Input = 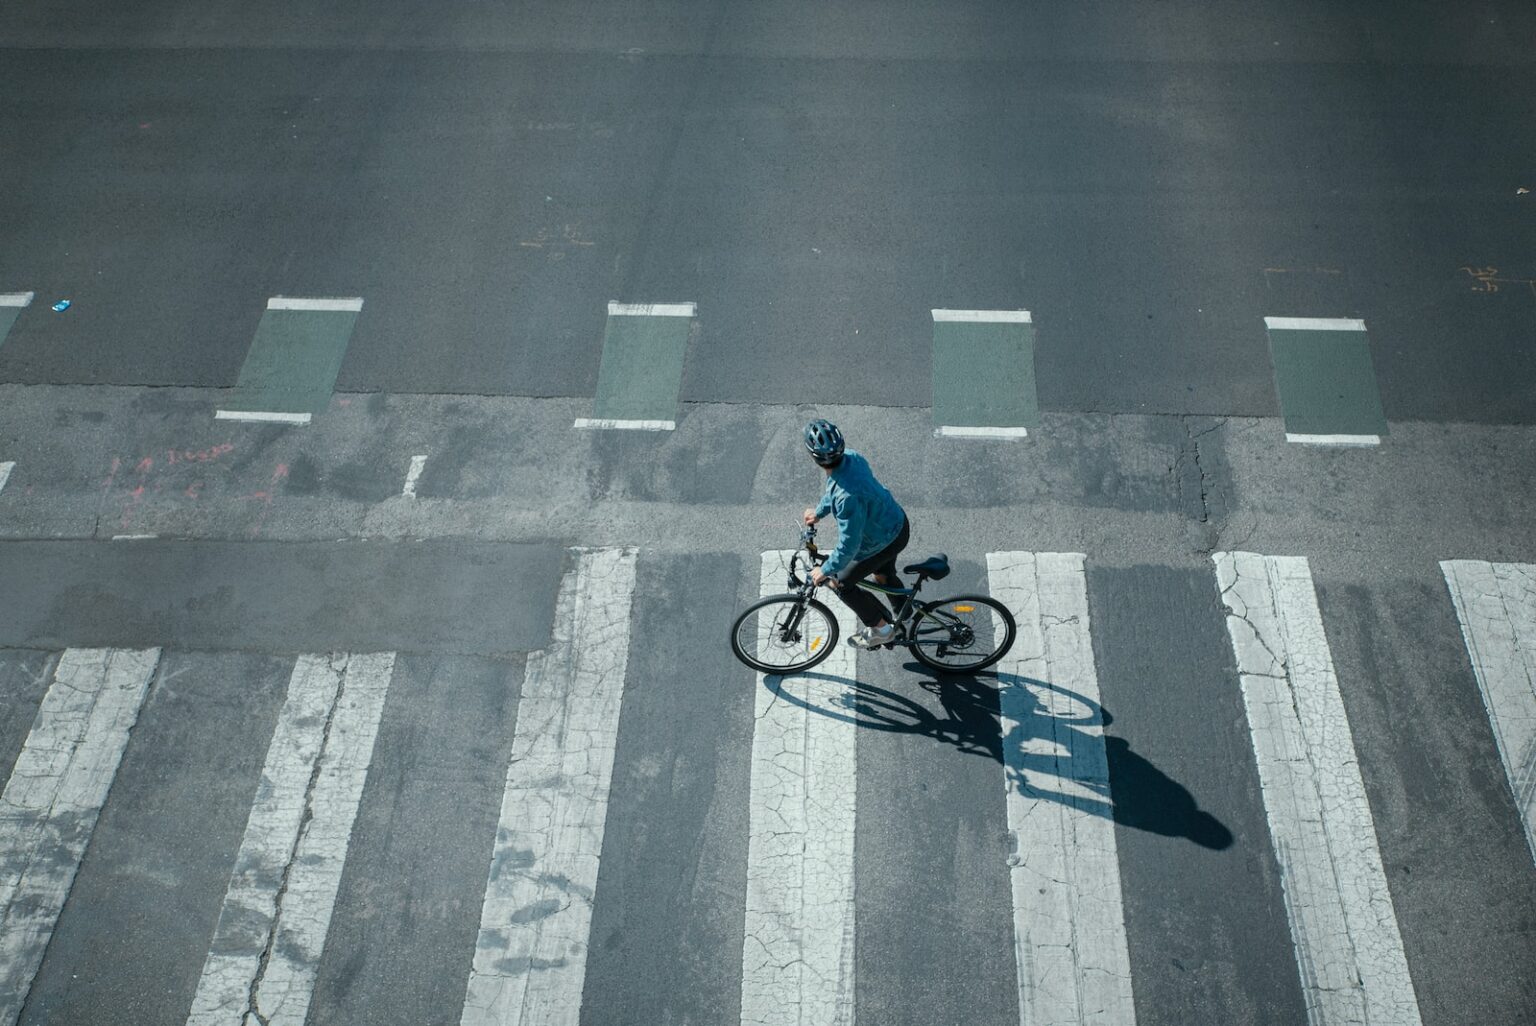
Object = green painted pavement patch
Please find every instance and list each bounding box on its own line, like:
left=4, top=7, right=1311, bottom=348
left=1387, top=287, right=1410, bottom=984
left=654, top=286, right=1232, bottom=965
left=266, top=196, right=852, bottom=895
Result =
left=587, top=302, right=694, bottom=425
left=1264, top=317, right=1387, bottom=440
left=220, top=298, right=362, bottom=418
left=931, top=311, right=1038, bottom=432
left=0, top=293, right=34, bottom=353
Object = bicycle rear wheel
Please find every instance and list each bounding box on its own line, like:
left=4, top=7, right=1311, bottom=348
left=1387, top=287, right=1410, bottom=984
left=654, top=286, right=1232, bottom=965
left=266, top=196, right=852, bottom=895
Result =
left=909, top=594, right=1016, bottom=673
left=730, top=594, right=841, bottom=675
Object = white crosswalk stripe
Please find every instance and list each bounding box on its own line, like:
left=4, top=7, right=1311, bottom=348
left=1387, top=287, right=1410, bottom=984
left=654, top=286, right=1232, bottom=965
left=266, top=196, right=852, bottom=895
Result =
left=186, top=651, right=396, bottom=1026
left=986, top=552, right=1137, bottom=1026
left=739, top=552, right=860, bottom=1026
left=1214, top=552, right=1423, bottom=1026
left=1442, top=560, right=1536, bottom=864
left=460, top=547, right=638, bottom=1026
left=0, top=648, right=160, bottom=1026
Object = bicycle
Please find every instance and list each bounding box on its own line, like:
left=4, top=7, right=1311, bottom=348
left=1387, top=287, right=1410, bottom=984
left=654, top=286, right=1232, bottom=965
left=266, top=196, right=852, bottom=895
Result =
left=730, top=526, right=1017, bottom=675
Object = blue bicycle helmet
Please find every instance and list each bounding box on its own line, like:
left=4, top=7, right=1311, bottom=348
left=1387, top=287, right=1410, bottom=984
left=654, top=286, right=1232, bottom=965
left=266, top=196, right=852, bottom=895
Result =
left=804, top=419, right=845, bottom=466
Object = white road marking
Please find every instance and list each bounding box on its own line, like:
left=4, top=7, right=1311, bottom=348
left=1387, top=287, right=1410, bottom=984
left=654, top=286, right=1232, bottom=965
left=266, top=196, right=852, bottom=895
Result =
left=1213, top=552, right=1423, bottom=1026
left=1441, top=560, right=1536, bottom=863
left=214, top=410, right=314, bottom=424
left=739, top=552, right=858, bottom=1026
left=267, top=296, right=365, bottom=312
left=186, top=652, right=395, bottom=1026
left=606, top=301, right=695, bottom=317
left=0, top=648, right=161, bottom=1026
left=0, top=462, right=12, bottom=494
left=460, top=548, right=638, bottom=1026
left=572, top=418, right=677, bottom=431
left=402, top=454, right=428, bottom=497
left=931, top=308, right=1033, bottom=323
left=111, top=533, right=158, bottom=541
left=985, top=552, right=1136, bottom=1026
left=0, top=293, right=33, bottom=308
left=934, top=425, right=1029, bottom=439
left=1285, top=433, right=1382, bottom=447
left=1263, top=316, right=1367, bottom=332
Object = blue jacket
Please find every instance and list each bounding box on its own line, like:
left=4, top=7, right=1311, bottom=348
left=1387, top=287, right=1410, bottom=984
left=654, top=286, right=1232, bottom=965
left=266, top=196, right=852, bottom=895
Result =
left=813, top=450, right=906, bottom=576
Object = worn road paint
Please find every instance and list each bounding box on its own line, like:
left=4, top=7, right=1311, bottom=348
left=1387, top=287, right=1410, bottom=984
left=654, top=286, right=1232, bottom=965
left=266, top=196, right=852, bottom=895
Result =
left=1214, top=552, right=1423, bottom=1026
left=572, top=418, right=677, bottom=431
left=186, top=652, right=395, bottom=1026
left=1441, top=560, right=1536, bottom=863
left=607, top=301, right=695, bottom=317
left=931, top=308, right=1032, bottom=323
left=739, top=552, right=859, bottom=1026
left=1284, top=433, right=1382, bottom=447
left=0, top=648, right=161, bottom=1026
left=111, top=534, right=159, bottom=541
left=267, top=297, right=364, bottom=312
left=460, top=548, right=638, bottom=1026
left=403, top=454, right=428, bottom=497
left=934, top=426, right=1029, bottom=439
left=0, top=463, right=12, bottom=495
left=931, top=308, right=1039, bottom=434
left=1263, top=316, right=1366, bottom=332
left=985, top=552, right=1137, bottom=1026
left=214, top=410, right=314, bottom=424
left=0, top=293, right=33, bottom=308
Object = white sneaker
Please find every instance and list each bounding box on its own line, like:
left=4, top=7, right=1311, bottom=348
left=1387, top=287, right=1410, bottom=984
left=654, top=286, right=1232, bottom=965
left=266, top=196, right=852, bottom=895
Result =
left=848, top=623, right=896, bottom=650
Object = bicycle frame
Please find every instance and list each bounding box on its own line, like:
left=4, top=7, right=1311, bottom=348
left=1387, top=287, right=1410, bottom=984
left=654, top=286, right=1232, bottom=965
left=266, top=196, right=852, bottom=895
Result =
left=785, top=528, right=960, bottom=647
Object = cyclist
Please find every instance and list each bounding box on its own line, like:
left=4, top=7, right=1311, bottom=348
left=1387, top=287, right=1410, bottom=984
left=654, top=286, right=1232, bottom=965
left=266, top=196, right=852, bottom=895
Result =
left=800, top=419, right=910, bottom=649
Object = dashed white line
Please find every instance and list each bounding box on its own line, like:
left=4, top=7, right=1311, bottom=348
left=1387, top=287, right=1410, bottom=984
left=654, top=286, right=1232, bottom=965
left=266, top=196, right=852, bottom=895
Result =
left=1214, top=552, right=1423, bottom=1026
left=186, top=652, right=395, bottom=1026
left=572, top=418, right=677, bottom=431
left=214, top=410, right=314, bottom=425
left=931, top=308, right=1033, bottom=323
left=934, top=426, right=1029, bottom=439
left=606, top=301, right=696, bottom=317
left=1263, top=316, right=1367, bottom=332
left=986, top=552, right=1136, bottom=1026
left=739, top=552, right=859, bottom=1026
left=267, top=296, right=365, bottom=312
left=460, top=547, right=638, bottom=1026
left=0, top=462, right=13, bottom=494
left=1441, top=560, right=1536, bottom=864
left=0, top=293, right=34, bottom=308
left=112, top=533, right=158, bottom=541
left=402, top=454, right=428, bottom=497
left=0, top=648, right=161, bottom=1026
left=1285, top=433, right=1382, bottom=447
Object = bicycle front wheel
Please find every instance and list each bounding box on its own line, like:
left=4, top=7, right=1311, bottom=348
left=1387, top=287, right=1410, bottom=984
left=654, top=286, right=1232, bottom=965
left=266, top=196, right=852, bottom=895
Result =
left=730, top=594, right=841, bottom=675
left=909, top=594, right=1016, bottom=674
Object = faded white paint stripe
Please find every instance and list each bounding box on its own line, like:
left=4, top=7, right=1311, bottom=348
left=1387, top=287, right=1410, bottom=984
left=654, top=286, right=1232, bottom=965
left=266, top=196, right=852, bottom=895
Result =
left=403, top=454, right=428, bottom=497
left=606, top=301, right=695, bottom=317
left=0, top=293, right=33, bottom=308
left=1264, top=317, right=1366, bottom=332
left=460, top=548, right=638, bottom=1026
left=186, top=652, right=395, bottom=1026
left=934, top=425, right=1029, bottom=439
left=572, top=418, right=677, bottom=432
left=1441, top=560, right=1536, bottom=863
left=0, top=462, right=12, bottom=494
left=985, top=552, right=1135, bottom=1026
left=1285, top=433, right=1381, bottom=447
left=214, top=410, right=313, bottom=424
left=267, top=296, right=364, bottom=312
left=1214, top=552, right=1422, bottom=1026
left=0, top=648, right=161, bottom=1026
left=931, top=309, right=1032, bottom=323
left=739, top=552, right=858, bottom=1026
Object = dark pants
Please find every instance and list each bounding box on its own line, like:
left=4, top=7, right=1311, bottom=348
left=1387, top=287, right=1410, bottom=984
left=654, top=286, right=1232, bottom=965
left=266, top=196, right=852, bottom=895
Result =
left=834, top=517, right=911, bottom=628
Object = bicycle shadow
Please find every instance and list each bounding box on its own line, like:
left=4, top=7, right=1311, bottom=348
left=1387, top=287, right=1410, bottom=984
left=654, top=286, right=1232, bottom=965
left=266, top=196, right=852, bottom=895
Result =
left=763, top=668, right=1232, bottom=851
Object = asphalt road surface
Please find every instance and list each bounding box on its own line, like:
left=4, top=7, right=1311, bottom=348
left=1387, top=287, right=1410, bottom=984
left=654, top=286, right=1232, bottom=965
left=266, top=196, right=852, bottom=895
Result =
left=2, top=3, right=1534, bottom=1025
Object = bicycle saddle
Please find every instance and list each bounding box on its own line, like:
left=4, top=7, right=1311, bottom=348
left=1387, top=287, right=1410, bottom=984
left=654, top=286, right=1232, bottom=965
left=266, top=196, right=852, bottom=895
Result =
left=903, top=554, right=950, bottom=580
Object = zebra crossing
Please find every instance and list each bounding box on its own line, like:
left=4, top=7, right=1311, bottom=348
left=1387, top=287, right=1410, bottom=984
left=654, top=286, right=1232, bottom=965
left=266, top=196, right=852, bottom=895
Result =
left=0, top=548, right=1533, bottom=1024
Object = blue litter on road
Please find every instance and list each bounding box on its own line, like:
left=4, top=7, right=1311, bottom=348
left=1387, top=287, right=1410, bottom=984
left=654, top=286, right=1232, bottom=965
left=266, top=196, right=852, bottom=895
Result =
left=52, top=300, right=71, bottom=312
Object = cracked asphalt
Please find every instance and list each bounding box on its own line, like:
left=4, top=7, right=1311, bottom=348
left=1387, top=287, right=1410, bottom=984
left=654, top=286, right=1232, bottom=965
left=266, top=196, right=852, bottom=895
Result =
left=2, top=2, right=1535, bottom=1025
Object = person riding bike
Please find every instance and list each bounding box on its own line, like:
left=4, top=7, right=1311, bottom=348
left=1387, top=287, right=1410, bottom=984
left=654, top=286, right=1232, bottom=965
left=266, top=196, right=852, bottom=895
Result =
left=801, top=419, right=911, bottom=650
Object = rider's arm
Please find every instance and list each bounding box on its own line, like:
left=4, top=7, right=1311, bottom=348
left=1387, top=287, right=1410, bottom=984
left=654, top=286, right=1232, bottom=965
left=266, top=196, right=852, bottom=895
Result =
left=821, top=495, right=865, bottom=578
left=813, top=485, right=834, bottom=522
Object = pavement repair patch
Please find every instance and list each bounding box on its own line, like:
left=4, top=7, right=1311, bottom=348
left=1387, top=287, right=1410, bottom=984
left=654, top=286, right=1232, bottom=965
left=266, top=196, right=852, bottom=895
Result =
left=0, top=293, right=34, bottom=354
left=216, top=297, right=364, bottom=424
left=1263, top=317, right=1387, bottom=445
left=931, top=309, right=1037, bottom=438
left=574, top=302, right=695, bottom=430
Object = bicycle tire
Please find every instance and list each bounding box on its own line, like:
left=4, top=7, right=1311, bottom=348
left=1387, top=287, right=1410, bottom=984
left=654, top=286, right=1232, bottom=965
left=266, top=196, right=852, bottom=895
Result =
left=909, top=594, right=1016, bottom=674
left=730, top=594, right=840, bottom=675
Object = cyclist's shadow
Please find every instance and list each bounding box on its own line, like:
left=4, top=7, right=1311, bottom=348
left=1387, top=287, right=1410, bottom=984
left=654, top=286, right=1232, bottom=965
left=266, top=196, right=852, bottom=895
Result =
left=764, top=668, right=1232, bottom=851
